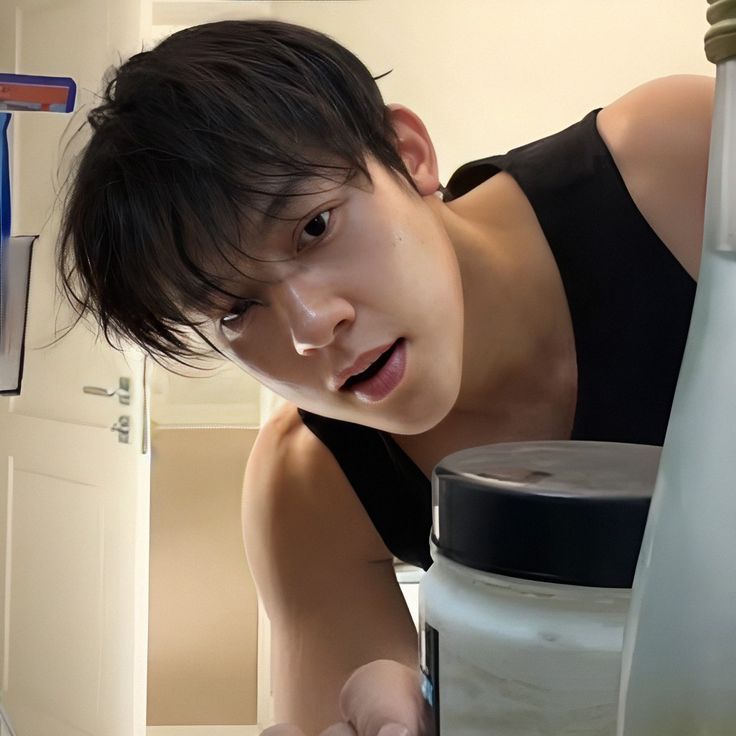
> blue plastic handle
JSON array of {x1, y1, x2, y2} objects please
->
[{"x1": 0, "y1": 112, "x2": 9, "y2": 243}]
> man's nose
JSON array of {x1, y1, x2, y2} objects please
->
[{"x1": 276, "y1": 276, "x2": 355, "y2": 355}]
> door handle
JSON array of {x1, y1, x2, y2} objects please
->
[
  {"x1": 110, "y1": 415, "x2": 130, "y2": 444},
  {"x1": 83, "y1": 377, "x2": 130, "y2": 405}
]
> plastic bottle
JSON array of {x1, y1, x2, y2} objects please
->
[{"x1": 616, "y1": 4, "x2": 736, "y2": 733}]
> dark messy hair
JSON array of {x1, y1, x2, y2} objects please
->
[{"x1": 57, "y1": 19, "x2": 415, "y2": 364}]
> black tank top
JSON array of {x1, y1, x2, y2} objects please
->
[{"x1": 298, "y1": 110, "x2": 696, "y2": 571}]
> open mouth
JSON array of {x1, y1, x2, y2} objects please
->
[
  {"x1": 343, "y1": 341, "x2": 399, "y2": 390},
  {"x1": 341, "y1": 339, "x2": 406, "y2": 402}
]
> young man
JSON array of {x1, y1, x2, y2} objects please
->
[{"x1": 58, "y1": 19, "x2": 712, "y2": 736}]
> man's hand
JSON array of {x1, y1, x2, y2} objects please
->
[
  {"x1": 261, "y1": 659, "x2": 432, "y2": 736},
  {"x1": 338, "y1": 659, "x2": 431, "y2": 736}
]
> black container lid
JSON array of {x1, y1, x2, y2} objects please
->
[{"x1": 431, "y1": 441, "x2": 659, "y2": 588}]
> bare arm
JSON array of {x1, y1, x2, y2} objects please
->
[
  {"x1": 597, "y1": 74, "x2": 714, "y2": 279},
  {"x1": 242, "y1": 403, "x2": 419, "y2": 735}
]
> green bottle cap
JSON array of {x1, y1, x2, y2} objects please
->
[{"x1": 706, "y1": 0, "x2": 736, "y2": 63}]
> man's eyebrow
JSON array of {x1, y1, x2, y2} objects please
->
[
  {"x1": 254, "y1": 176, "x2": 330, "y2": 229},
  {"x1": 251, "y1": 165, "x2": 360, "y2": 232}
]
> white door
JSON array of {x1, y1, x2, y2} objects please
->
[{"x1": 0, "y1": 1, "x2": 150, "y2": 735}]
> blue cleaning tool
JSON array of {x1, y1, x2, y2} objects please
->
[
  {"x1": 0, "y1": 74, "x2": 76, "y2": 393},
  {"x1": 0, "y1": 73, "x2": 77, "y2": 243},
  {"x1": 0, "y1": 73, "x2": 76, "y2": 243}
]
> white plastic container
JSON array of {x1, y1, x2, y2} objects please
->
[{"x1": 419, "y1": 441, "x2": 659, "y2": 735}]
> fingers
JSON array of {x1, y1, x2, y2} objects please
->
[
  {"x1": 376, "y1": 726, "x2": 410, "y2": 736},
  {"x1": 260, "y1": 660, "x2": 431, "y2": 736},
  {"x1": 319, "y1": 722, "x2": 359, "y2": 736},
  {"x1": 338, "y1": 659, "x2": 430, "y2": 736},
  {"x1": 261, "y1": 724, "x2": 307, "y2": 736},
  {"x1": 319, "y1": 719, "x2": 409, "y2": 736},
  {"x1": 262, "y1": 720, "x2": 359, "y2": 736}
]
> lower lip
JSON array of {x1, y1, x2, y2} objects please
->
[{"x1": 349, "y1": 339, "x2": 407, "y2": 402}]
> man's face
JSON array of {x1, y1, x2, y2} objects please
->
[{"x1": 205, "y1": 159, "x2": 465, "y2": 435}]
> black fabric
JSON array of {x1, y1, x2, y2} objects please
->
[
  {"x1": 296, "y1": 413, "x2": 433, "y2": 569},
  {"x1": 298, "y1": 109, "x2": 696, "y2": 571}
]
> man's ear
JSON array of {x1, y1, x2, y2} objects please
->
[{"x1": 386, "y1": 104, "x2": 440, "y2": 196}]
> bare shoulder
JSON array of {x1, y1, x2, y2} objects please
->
[
  {"x1": 243, "y1": 401, "x2": 330, "y2": 505},
  {"x1": 599, "y1": 75, "x2": 713, "y2": 126},
  {"x1": 242, "y1": 403, "x2": 393, "y2": 605},
  {"x1": 596, "y1": 75, "x2": 715, "y2": 278},
  {"x1": 597, "y1": 75, "x2": 714, "y2": 163}
]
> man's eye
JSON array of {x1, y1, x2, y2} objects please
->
[
  {"x1": 298, "y1": 210, "x2": 331, "y2": 249},
  {"x1": 220, "y1": 301, "x2": 254, "y2": 328}
]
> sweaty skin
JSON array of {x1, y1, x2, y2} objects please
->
[{"x1": 241, "y1": 76, "x2": 713, "y2": 736}]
